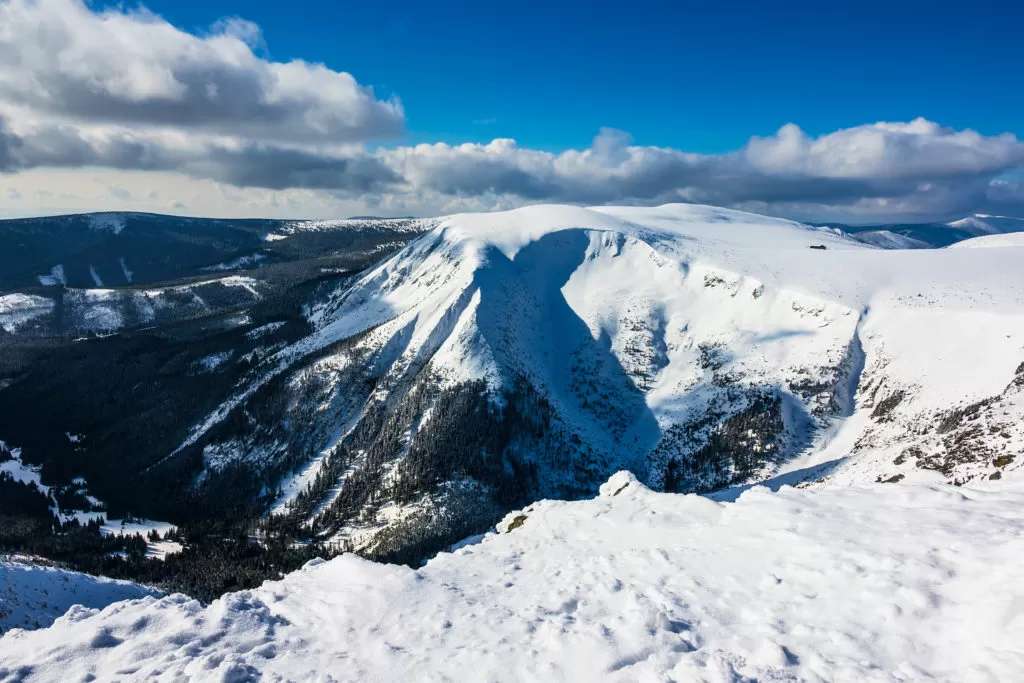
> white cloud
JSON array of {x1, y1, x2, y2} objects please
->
[
  {"x1": 0, "y1": 1, "x2": 1022, "y2": 222},
  {"x1": 0, "y1": 0, "x2": 403, "y2": 143},
  {"x1": 743, "y1": 119, "x2": 1024, "y2": 180},
  {"x1": 373, "y1": 122, "x2": 1024, "y2": 219}
]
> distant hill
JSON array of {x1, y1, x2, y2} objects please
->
[
  {"x1": 816, "y1": 213, "x2": 1024, "y2": 249},
  {"x1": 0, "y1": 212, "x2": 432, "y2": 291}
]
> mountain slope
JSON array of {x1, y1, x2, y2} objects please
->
[
  {"x1": 2, "y1": 472, "x2": 1021, "y2": 681},
  {"x1": 0, "y1": 556, "x2": 159, "y2": 634},
  {"x1": 831, "y1": 213, "x2": 1024, "y2": 249},
  {"x1": 947, "y1": 213, "x2": 1024, "y2": 236},
  {"x1": 846, "y1": 229, "x2": 931, "y2": 249},
  {"x1": 947, "y1": 232, "x2": 1024, "y2": 249},
  {"x1": 0, "y1": 212, "x2": 432, "y2": 291},
  {"x1": 141, "y1": 203, "x2": 1024, "y2": 560},
  {"x1": 3, "y1": 203, "x2": 1022, "y2": 574},
  {"x1": 0, "y1": 215, "x2": 433, "y2": 558}
]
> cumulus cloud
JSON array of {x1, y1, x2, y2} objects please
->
[
  {"x1": 377, "y1": 122, "x2": 1024, "y2": 218},
  {"x1": 0, "y1": 0, "x2": 402, "y2": 143},
  {"x1": 0, "y1": 1, "x2": 1023, "y2": 221},
  {"x1": 0, "y1": 116, "x2": 399, "y2": 193},
  {"x1": 742, "y1": 119, "x2": 1024, "y2": 181}
]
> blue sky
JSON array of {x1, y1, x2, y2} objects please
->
[
  {"x1": 0, "y1": 0, "x2": 1021, "y2": 221},
  {"x1": 98, "y1": 0, "x2": 1022, "y2": 153}
]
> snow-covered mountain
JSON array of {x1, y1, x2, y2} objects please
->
[
  {"x1": 2, "y1": 471, "x2": 1022, "y2": 681},
  {"x1": 0, "y1": 212, "x2": 432, "y2": 291},
  {"x1": 835, "y1": 212, "x2": 1024, "y2": 249},
  {"x1": 947, "y1": 213, "x2": 1024, "y2": 236},
  {"x1": 3, "y1": 202, "x2": 1024, "y2": 680},
  {"x1": 0, "y1": 276, "x2": 264, "y2": 337},
  {"x1": 143, "y1": 202, "x2": 1024, "y2": 560},
  {"x1": 844, "y1": 228, "x2": 931, "y2": 249},
  {"x1": 946, "y1": 231, "x2": 1024, "y2": 250}
]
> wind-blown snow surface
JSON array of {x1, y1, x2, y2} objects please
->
[
  {"x1": 947, "y1": 232, "x2": 1024, "y2": 249},
  {"x1": 0, "y1": 557, "x2": 158, "y2": 634},
  {"x1": 849, "y1": 229, "x2": 931, "y2": 249},
  {"x1": 2, "y1": 472, "x2": 1022, "y2": 682}
]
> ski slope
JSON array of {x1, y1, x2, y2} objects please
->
[{"x1": 2, "y1": 472, "x2": 1022, "y2": 681}]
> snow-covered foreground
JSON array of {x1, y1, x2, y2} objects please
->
[
  {"x1": 0, "y1": 557, "x2": 158, "y2": 635},
  {"x1": 2, "y1": 472, "x2": 1022, "y2": 682}
]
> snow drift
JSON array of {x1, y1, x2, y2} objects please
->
[
  {"x1": 1, "y1": 473, "x2": 1022, "y2": 681},
  {"x1": 3, "y1": 202, "x2": 1024, "y2": 681},
  {"x1": 0, "y1": 557, "x2": 158, "y2": 634}
]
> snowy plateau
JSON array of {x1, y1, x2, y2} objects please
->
[{"x1": 2, "y1": 202, "x2": 1024, "y2": 681}]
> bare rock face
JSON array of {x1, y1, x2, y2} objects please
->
[{"x1": 849, "y1": 325, "x2": 1024, "y2": 487}]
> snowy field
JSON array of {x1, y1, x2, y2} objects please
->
[{"x1": 1, "y1": 472, "x2": 1022, "y2": 681}]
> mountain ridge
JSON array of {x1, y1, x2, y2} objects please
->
[
  {"x1": 149, "y1": 202, "x2": 1024, "y2": 558},
  {"x1": 1, "y1": 202, "x2": 1022, "y2": 597}
]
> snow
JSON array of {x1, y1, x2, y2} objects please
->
[
  {"x1": 75, "y1": 290, "x2": 123, "y2": 332},
  {"x1": 245, "y1": 321, "x2": 287, "y2": 339},
  {"x1": 104, "y1": 520, "x2": 179, "y2": 555},
  {"x1": 0, "y1": 294, "x2": 53, "y2": 333},
  {"x1": 850, "y1": 229, "x2": 930, "y2": 249},
  {"x1": 99, "y1": 519, "x2": 182, "y2": 559},
  {"x1": 858, "y1": 303, "x2": 1024, "y2": 412},
  {"x1": 5, "y1": 202, "x2": 1024, "y2": 677},
  {"x1": 99, "y1": 518, "x2": 176, "y2": 540},
  {"x1": 3, "y1": 473, "x2": 1023, "y2": 681},
  {"x1": 36, "y1": 264, "x2": 65, "y2": 286},
  {"x1": 118, "y1": 256, "x2": 133, "y2": 283},
  {"x1": 86, "y1": 213, "x2": 127, "y2": 235},
  {"x1": 21, "y1": 275, "x2": 267, "y2": 336},
  {"x1": 200, "y1": 253, "x2": 267, "y2": 271},
  {"x1": 277, "y1": 217, "x2": 437, "y2": 235},
  {"x1": 947, "y1": 214, "x2": 1024, "y2": 236},
  {"x1": 0, "y1": 443, "x2": 103, "y2": 525},
  {"x1": 214, "y1": 275, "x2": 262, "y2": 298},
  {"x1": 193, "y1": 350, "x2": 234, "y2": 372},
  {"x1": 0, "y1": 445, "x2": 42, "y2": 490},
  {"x1": 172, "y1": 201, "x2": 1024, "y2": 496},
  {"x1": 1, "y1": 442, "x2": 179, "y2": 558},
  {"x1": 0, "y1": 556, "x2": 159, "y2": 634},
  {"x1": 947, "y1": 232, "x2": 1024, "y2": 249},
  {"x1": 145, "y1": 540, "x2": 184, "y2": 560},
  {"x1": 87, "y1": 265, "x2": 104, "y2": 288}
]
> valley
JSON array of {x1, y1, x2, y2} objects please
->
[{"x1": 1, "y1": 204, "x2": 1021, "y2": 603}]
